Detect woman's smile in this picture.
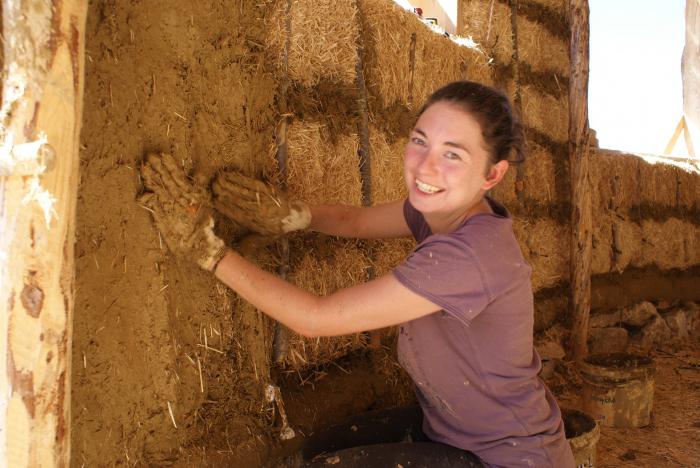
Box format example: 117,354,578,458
415,178,445,194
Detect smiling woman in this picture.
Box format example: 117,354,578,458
139,80,575,467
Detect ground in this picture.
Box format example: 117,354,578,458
554,337,700,468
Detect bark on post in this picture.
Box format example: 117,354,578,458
0,0,87,466
567,0,592,362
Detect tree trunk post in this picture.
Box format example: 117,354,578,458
0,0,87,466
567,0,592,362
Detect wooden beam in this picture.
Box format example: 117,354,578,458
567,0,592,362
0,0,87,465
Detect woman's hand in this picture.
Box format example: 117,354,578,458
212,171,311,237
139,153,226,272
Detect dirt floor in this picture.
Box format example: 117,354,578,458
553,337,700,468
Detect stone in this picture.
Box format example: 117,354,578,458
632,315,672,352
535,324,567,360
588,327,629,354
621,301,658,327
662,309,688,339
681,302,700,337
590,311,621,328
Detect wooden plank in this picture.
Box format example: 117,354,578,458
0,0,88,465
663,116,685,155
567,0,592,362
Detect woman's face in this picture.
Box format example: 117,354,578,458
404,101,493,224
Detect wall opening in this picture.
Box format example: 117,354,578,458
589,0,692,159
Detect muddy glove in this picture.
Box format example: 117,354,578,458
212,171,311,237
139,153,226,272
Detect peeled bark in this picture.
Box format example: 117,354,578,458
0,0,87,466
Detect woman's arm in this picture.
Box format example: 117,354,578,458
215,249,440,337
309,200,411,239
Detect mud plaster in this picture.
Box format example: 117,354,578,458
72,0,278,465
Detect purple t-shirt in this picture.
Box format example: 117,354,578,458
393,198,574,468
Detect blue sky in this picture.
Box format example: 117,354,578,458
589,0,687,155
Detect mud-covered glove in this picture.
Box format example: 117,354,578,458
212,171,311,237
139,153,226,272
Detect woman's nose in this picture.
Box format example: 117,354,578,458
417,148,439,174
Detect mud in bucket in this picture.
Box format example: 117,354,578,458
578,353,655,428
562,408,599,468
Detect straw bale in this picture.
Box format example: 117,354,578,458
267,0,360,87
613,219,642,272
639,218,695,270
676,166,700,211
372,238,416,277
517,218,569,291
592,149,640,213
358,0,417,108
286,120,363,206
460,0,514,66
369,125,408,203
412,26,493,106
591,217,612,275
489,161,518,210
515,15,568,76
285,236,372,369
526,0,567,14
638,158,678,208
520,83,568,143
520,142,556,204
588,148,605,216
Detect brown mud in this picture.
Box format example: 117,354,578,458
73,0,282,464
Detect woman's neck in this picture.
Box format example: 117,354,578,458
424,197,491,234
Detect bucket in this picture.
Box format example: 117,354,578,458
562,408,599,468
578,353,655,428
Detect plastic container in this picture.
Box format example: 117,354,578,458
578,353,655,428
562,408,600,468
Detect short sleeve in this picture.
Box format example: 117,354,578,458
403,199,432,243
392,234,490,324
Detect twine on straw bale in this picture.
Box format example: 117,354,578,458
286,120,363,206
267,0,361,87
369,126,408,204
460,0,514,66
520,84,568,143
285,237,372,369
515,15,569,76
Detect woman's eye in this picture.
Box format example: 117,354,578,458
445,152,462,161
411,137,425,146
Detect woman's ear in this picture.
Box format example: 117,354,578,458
482,160,509,190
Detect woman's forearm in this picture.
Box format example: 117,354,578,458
308,201,410,239
214,250,324,337
308,204,362,237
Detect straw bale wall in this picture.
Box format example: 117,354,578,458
69,0,700,464
590,149,700,275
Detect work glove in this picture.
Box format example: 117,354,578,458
212,171,311,237
139,153,226,272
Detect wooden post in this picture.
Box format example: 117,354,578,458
0,0,87,466
567,0,592,362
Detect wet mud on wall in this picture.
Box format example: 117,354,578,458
72,0,281,464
